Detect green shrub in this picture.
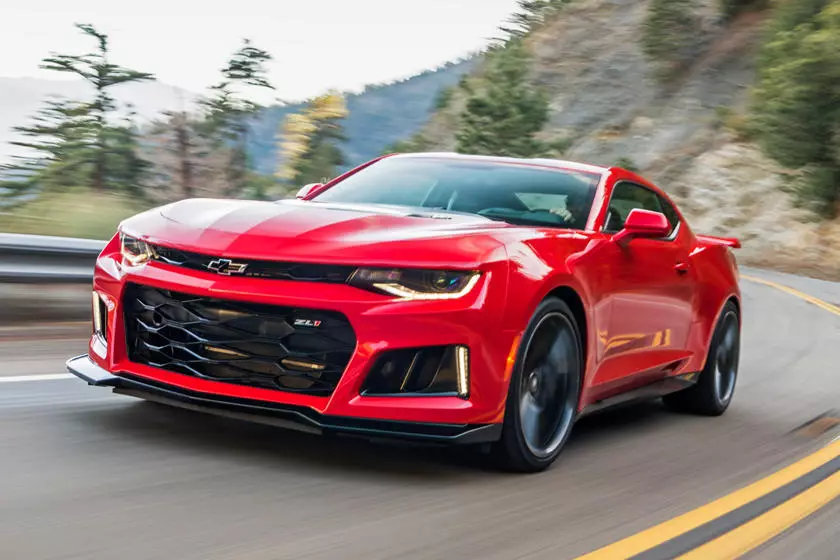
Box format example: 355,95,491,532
642,0,702,80
751,0,840,217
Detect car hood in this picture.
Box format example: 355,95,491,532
119,198,512,268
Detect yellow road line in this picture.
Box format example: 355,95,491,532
578,273,840,559
741,274,840,317
576,441,840,559
677,470,840,559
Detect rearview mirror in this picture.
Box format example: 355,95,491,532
296,183,324,199
613,209,670,245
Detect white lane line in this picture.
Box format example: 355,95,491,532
0,374,75,383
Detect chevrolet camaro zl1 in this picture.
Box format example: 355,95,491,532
67,152,742,472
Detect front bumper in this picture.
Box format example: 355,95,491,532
67,354,502,444
87,238,518,428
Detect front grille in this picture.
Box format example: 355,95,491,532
123,284,356,396
151,245,355,283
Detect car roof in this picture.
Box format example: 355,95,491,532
388,152,610,176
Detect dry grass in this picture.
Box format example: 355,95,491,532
0,188,151,240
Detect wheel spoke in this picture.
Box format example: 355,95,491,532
723,324,736,352
520,394,542,445
546,330,570,374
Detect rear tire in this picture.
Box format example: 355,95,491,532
663,300,740,416
492,298,582,473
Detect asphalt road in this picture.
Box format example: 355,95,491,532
1,267,838,560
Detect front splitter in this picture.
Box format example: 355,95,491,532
66,354,501,445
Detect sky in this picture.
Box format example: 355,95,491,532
1,0,520,104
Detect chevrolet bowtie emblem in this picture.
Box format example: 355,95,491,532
206,258,248,275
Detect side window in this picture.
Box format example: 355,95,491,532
603,182,663,233
657,195,681,237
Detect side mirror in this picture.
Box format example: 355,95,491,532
296,183,324,199
613,209,671,246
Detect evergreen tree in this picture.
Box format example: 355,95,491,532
495,1,570,43
199,39,275,196
499,1,550,39
383,133,431,155
454,40,551,158
1,98,92,198
278,91,348,186
751,0,840,217
40,23,155,191
1,24,155,198
101,107,151,198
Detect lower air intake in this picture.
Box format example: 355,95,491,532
123,283,356,396
362,345,469,398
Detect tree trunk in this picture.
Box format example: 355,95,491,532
175,115,194,198
93,138,105,192
93,89,107,192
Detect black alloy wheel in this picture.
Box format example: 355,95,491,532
663,300,741,416
493,298,582,473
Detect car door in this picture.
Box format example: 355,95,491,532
591,182,698,396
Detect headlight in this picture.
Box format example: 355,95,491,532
120,233,154,266
348,268,480,300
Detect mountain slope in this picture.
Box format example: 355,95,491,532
403,0,840,278
245,58,478,176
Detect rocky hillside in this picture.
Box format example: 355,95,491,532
407,0,840,279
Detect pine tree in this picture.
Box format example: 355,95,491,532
1,23,155,198
498,1,550,39
454,40,551,158
383,133,431,155
278,91,348,187
1,98,94,198
494,1,569,43
751,0,840,217
199,39,275,196
39,23,155,191
103,109,151,198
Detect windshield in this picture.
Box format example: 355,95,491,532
311,157,602,229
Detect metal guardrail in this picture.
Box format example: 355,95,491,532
0,233,106,283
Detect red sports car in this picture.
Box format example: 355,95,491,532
67,152,742,472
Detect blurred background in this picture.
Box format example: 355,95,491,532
1,0,838,281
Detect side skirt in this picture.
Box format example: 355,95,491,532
577,372,700,418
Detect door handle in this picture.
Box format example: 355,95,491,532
674,261,690,275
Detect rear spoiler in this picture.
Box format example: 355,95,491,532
696,234,741,249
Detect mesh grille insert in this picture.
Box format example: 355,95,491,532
123,283,356,396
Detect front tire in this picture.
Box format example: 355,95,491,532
492,298,582,473
663,300,740,416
